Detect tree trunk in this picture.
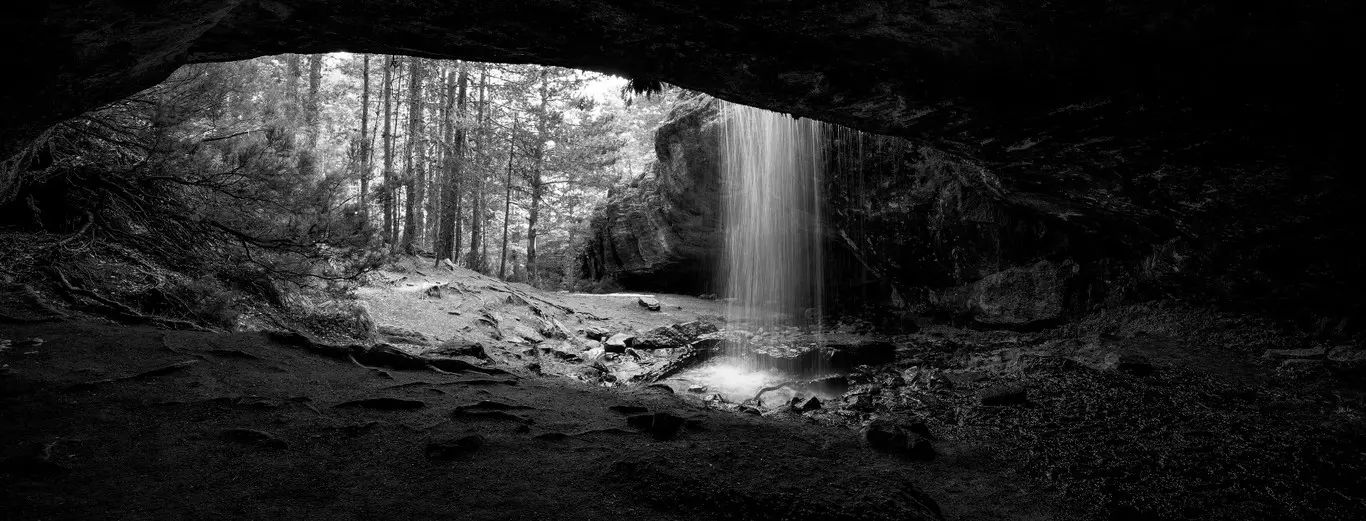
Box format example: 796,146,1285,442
285,54,301,125
358,54,371,226
498,116,518,280
400,56,424,254
381,55,395,248
435,62,469,263
307,54,322,150
467,65,488,271
526,68,549,286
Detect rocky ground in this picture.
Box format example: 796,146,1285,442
3,258,1364,520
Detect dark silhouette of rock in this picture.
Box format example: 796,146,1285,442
796,396,822,411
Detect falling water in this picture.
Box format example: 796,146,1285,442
720,102,827,374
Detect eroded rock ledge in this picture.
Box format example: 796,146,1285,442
4,1,1357,158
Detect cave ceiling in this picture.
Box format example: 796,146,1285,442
1,0,1356,158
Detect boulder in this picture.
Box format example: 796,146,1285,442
604,333,634,353
638,296,662,311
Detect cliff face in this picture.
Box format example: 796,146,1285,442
584,95,1364,328
581,96,723,294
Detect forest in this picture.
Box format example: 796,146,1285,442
1,53,680,326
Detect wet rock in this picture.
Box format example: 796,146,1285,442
333,398,426,411
978,384,1028,406
638,296,662,311
604,333,634,353
687,385,708,393
1262,347,1327,360
631,321,719,350
796,396,822,411
609,405,650,414
425,434,484,460
860,420,935,460
219,428,287,449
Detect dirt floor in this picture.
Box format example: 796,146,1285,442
3,258,1365,520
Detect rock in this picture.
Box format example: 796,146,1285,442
687,385,708,393
332,398,426,411
796,396,822,411
1326,345,1366,375
941,260,1077,328
860,421,935,461
219,428,288,449
428,341,488,359
1262,347,1327,360
698,293,717,300
425,434,485,460
844,393,876,411
511,324,545,344
376,325,433,346
942,370,989,386
638,296,662,311
609,405,649,414
1275,359,1326,379
604,333,634,353
978,384,1028,406
582,326,612,341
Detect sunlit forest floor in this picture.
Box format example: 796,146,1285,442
3,257,1365,520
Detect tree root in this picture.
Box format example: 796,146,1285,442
48,268,210,331
66,360,199,391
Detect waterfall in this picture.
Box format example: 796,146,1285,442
720,102,827,374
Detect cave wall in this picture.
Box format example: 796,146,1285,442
584,94,1364,328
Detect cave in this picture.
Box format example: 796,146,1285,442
1,2,1363,520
